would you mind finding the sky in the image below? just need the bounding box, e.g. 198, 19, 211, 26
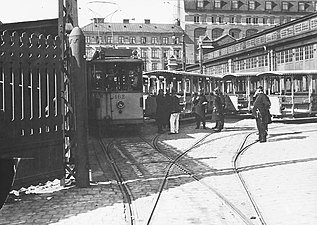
0, 0, 181, 27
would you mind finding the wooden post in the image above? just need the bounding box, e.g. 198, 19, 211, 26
69, 27, 90, 187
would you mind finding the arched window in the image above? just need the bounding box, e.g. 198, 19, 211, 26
246, 29, 258, 37
212, 28, 224, 40
229, 28, 241, 39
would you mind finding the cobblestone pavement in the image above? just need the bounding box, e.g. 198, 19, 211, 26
0, 118, 316, 225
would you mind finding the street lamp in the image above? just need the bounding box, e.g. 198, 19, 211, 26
182, 33, 186, 71
198, 37, 214, 74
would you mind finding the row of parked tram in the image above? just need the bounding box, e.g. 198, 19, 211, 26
87, 47, 317, 129
144, 70, 317, 118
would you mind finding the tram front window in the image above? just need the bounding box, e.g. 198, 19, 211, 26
94, 62, 142, 92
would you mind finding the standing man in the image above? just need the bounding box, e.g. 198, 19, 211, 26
192, 91, 208, 129
155, 89, 166, 133
169, 89, 183, 134
252, 86, 272, 143
212, 88, 224, 132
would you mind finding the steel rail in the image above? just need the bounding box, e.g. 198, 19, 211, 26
99, 138, 135, 225
145, 131, 255, 225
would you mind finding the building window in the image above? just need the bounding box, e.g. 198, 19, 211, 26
152, 63, 158, 71
173, 37, 180, 44
130, 36, 136, 44
85, 36, 91, 43
246, 17, 252, 24
141, 37, 147, 44
246, 29, 258, 37
236, 15, 242, 23
174, 49, 181, 59
106, 36, 112, 44
298, 2, 306, 11
232, 0, 239, 9
151, 49, 159, 58
211, 16, 216, 23
229, 29, 241, 38
265, 1, 272, 10
118, 36, 124, 44
125, 37, 129, 44
282, 2, 289, 11
194, 16, 200, 23
229, 16, 235, 23
212, 28, 223, 39
141, 49, 147, 58
151, 37, 158, 44
163, 49, 169, 59
249, 1, 255, 10
162, 37, 168, 44
197, 0, 204, 8
315, 2, 317, 11
305, 45, 314, 59
218, 16, 224, 23
215, 0, 221, 8
269, 16, 275, 24
253, 17, 258, 24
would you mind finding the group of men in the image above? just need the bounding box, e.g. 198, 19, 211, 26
155, 89, 184, 134
191, 88, 225, 132
155, 86, 271, 143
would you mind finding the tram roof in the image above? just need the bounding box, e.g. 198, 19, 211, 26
257, 70, 317, 77
143, 70, 213, 78
221, 72, 258, 79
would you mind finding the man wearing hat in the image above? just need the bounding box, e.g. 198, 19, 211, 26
252, 86, 272, 142
212, 87, 225, 132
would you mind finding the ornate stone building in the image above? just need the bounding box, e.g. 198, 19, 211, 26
183, 0, 315, 64
81, 18, 184, 72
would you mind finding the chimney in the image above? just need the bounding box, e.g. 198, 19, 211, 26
123, 19, 129, 24
144, 19, 150, 24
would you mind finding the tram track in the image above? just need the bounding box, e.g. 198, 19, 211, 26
98, 138, 136, 225
232, 126, 317, 225
142, 130, 260, 225
94, 123, 317, 225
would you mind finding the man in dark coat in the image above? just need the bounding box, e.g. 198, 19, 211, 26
156, 89, 166, 133
252, 86, 272, 143
192, 91, 208, 129
212, 88, 224, 132
164, 90, 172, 129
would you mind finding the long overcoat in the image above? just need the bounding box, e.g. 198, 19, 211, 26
156, 94, 167, 123
193, 95, 207, 118
252, 93, 271, 124
213, 95, 224, 121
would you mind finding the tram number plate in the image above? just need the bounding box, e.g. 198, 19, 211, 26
113, 94, 125, 100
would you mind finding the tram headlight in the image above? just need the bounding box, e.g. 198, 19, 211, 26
117, 101, 125, 109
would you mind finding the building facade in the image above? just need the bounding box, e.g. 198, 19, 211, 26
183, 0, 315, 64
81, 19, 185, 72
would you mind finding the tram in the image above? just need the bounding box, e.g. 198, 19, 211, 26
217, 71, 317, 117
87, 47, 144, 129
143, 70, 236, 119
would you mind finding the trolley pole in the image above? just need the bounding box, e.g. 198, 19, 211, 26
69, 27, 90, 188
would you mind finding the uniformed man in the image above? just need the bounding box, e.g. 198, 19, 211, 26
212, 88, 224, 132
252, 86, 272, 142
192, 91, 208, 129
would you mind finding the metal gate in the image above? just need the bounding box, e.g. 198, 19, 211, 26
0, 31, 64, 188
